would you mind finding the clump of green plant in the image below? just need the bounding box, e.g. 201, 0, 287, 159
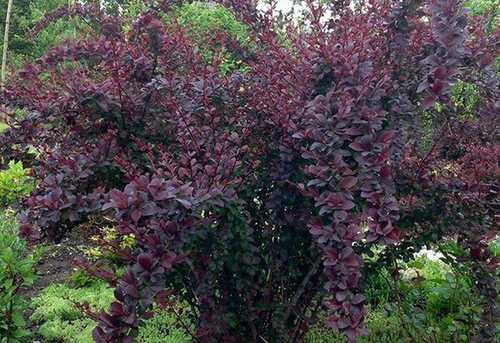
137, 307, 190, 343
397, 255, 483, 342
82, 226, 136, 266
67, 268, 100, 289
121, 0, 148, 31
30, 281, 115, 343
0, 210, 37, 342
465, 0, 498, 41
0, 210, 21, 245
0, 161, 35, 207
175, 2, 250, 44
31, 280, 190, 343
452, 80, 481, 119
489, 239, 500, 257
466, 0, 498, 13
363, 267, 394, 306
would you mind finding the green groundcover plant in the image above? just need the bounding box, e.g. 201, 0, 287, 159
31, 280, 189, 343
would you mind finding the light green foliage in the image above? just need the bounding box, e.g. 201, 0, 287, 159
465, 0, 500, 33
67, 268, 100, 288
306, 308, 402, 343
173, 2, 251, 74
363, 267, 393, 306
1, 0, 82, 69
175, 2, 250, 46
31, 282, 115, 343
25, 0, 87, 63
452, 80, 481, 119
121, 0, 148, 32
466, 0, 499, 17
397, 256, 482, 341
31, 280, 189, 343
0, 210, 23, 252
0, 161, 35, 207
38, 318, 101, 343
0, 210, 37, 342
137, 307, 190, 343
466, 0, 499, 35
306, 254, 484, 342
403, 256, 475, 312
489, 238, 500, 257
0, 108, 27, 133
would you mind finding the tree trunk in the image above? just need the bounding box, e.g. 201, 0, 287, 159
1, 0, 14, 90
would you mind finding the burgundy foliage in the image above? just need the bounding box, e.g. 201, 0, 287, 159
0, 0, 498, 342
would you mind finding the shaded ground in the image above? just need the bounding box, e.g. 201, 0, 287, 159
21, 225, 96, 341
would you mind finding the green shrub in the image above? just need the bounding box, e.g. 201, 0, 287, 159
307, 254, 486, 342
173, 2, 251, 74
121, 0, 148, 31
175, 2, 250, 45
398, 256, 482, 341
0, 161, 35, 207
0, 211, 37, 342
37, 317, 100, 343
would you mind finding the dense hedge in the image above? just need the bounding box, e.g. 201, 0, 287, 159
0, 0, 498, 342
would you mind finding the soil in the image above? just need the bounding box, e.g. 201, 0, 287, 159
23, 225, 94, 295
21, 224, 97, 341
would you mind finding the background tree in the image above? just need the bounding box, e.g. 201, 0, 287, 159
1, 0, 13, 89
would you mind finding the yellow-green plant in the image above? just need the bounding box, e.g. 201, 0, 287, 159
84, 227, 136, 263
0, 161, 34, 207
